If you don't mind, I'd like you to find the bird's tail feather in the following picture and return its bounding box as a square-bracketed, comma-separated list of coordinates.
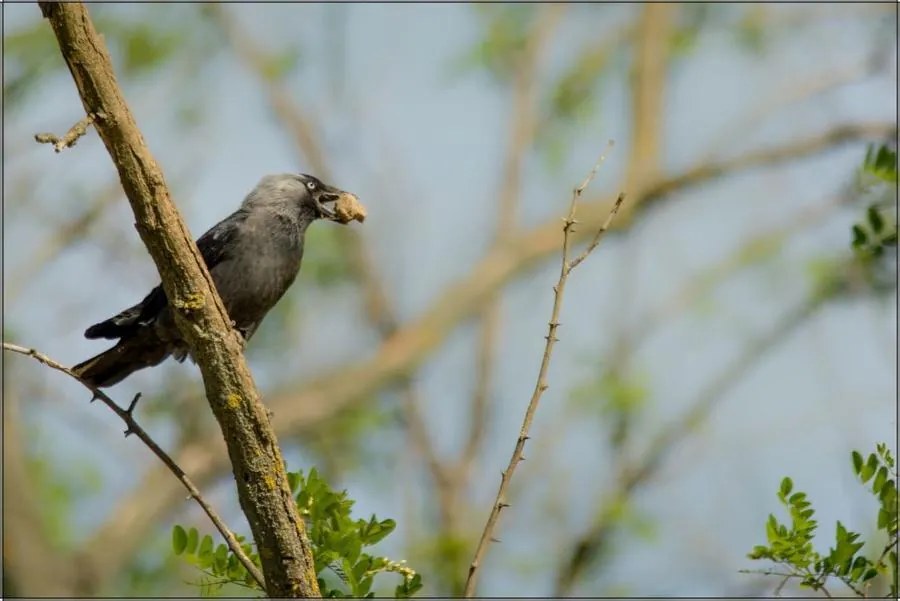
[72, 339, 170, 388]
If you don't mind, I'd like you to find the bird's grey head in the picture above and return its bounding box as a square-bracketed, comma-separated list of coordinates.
[242, 173, 349, 222]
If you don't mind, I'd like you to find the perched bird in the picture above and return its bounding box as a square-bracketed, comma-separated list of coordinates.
[73, 173, 362, 387]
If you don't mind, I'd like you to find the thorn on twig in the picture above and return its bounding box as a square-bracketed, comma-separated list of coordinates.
[126, 392, 142, 415]
[123, 392, 142, 437]
[490, 537, 501, 543]
[463, 142, 621, 598]
[89, 392, 100, 403]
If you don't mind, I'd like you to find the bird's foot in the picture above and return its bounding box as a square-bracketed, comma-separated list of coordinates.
[230, 321, 248, 351]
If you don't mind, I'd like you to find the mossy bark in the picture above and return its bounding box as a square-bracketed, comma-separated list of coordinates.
[38, 3, 320, 596]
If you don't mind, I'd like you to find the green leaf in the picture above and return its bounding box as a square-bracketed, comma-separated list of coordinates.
[227, 552, 244, 581]
[172, 524, 188, 555]
[868, 206, 884, 233]
[357, 575, 373, 597]
[877, 443, 895, 468]
[852, 225, 868, 248]
[199, 534, 213, 558]
[873, 466, 888, 493]
[779, 477, 793, 500]
[860, 453, 878, 483]
[288, 471, 302, 494]
[396, 573, 423, 598]
[789, 492, 806, 506]
[361, 518, 396, 546]
[186, 527, 199, 554]
[852, 450, 864, 474]
[863, 144, 898, 183]
[766, 514, 779, 543]
[213, 543, 229, 574]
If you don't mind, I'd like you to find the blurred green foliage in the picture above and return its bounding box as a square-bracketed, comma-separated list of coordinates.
[4, 4, 220, 133]
[670, 4, 712, 56]
[3, 19, 60, 110]
[299, 402, 394, 481]
[570, 367, 650, 449]
[452, 5, 535, 83]
[849, 145, 898, 281]
[407, 532, 472, 596]
[298, 227, 355, 288]
[261, 46, 304, 82]
[806, 144, 897, 302]
[747, 443, 898, 597]
[25, 441, 103, 550]
[862, 144, 899, 185]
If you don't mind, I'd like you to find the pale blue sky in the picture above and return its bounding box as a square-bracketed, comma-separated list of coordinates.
[3, 3, 897, 596]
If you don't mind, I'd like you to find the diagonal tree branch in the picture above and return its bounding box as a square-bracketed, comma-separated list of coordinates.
[2, 342, 265, 590]
[37, 3, 318, 596]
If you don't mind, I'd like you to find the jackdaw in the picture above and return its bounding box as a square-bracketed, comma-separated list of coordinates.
[73, 173, 360, 387]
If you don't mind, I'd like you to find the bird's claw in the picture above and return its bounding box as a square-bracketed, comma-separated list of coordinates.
[231, 323, 248, 351]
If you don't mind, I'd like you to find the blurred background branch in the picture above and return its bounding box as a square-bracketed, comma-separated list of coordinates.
[3, 3, 895, 596]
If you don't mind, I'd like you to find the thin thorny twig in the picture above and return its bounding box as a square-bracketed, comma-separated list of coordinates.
[463, 142, 625, 596]
[2, 342, 266, 590]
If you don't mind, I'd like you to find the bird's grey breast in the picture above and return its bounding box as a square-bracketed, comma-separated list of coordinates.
[210, 211, 306, 332]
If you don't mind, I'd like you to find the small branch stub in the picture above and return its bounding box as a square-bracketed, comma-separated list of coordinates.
[34, 113, 101, 152]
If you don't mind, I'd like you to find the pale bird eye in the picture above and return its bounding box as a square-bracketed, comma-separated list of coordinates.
[306, 181, 316, 190]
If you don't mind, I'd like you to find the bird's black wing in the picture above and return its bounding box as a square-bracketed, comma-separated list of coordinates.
[195, 207, 248, 268]
[84, 209, 249, 340]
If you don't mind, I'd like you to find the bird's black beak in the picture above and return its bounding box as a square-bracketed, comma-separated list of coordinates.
[314, 187, 358, 222]
[315, 193, 339, 220]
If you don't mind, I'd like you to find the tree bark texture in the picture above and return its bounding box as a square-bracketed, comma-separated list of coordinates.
[38, 3, 320, 596]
